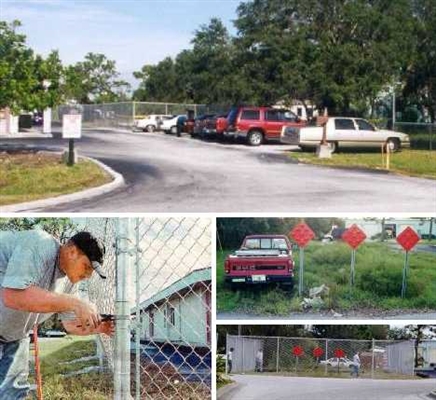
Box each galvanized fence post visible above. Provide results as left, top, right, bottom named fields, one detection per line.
left=114, top=218, right=133, bottom=400
left=324, top=339, right=328, bottom=376
left=371, top=338, right=375, bottom=379
left=276, top=337, right=280, bottom=373
left=134, top=219, right=141, bottom=400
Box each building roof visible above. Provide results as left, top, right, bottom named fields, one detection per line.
left=134, top=267, right=211, bottom=312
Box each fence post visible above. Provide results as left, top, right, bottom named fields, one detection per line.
left=134, top=219, right=141, bottom=400
left=114, top=218, right=133, bottom=400
left=225, top=334, right=228, bottom=374
left=371, top=338, right=375, bottom=379
left=242, top=337, right=245, bottom=373
left=325, top=339, right=328, bottom=376
left=276, top=338, right=280, bottom=373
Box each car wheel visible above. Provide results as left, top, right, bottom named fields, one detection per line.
left=328, top=141, right=338, bottom=153
left=386, top=138, right=400, bottom=152
left=146, top=125, right=155, bottom=133
left=170, top=126, right=178, bottom=135
left=247, top=130, right=263, bottom=146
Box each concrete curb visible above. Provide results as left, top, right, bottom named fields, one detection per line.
left=428, top=390, right=436, bottom=399
left=217, top=381, right=239, bottom=400
left=1, top=153, right=125, bottom=212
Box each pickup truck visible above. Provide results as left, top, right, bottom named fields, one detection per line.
left=224, top=235, right=294, bottom=290
left=216, top=106, right=306, bottom=146
left=280, top=117, right=410, bottom=153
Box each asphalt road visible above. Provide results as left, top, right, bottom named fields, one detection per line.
left=220, top=375, right=436, bottom=400
left=2, top=130, right=435, bottom=212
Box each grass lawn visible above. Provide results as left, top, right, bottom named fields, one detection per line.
left=287, top=149, right=436, bottom=179
left=30, top=336, right=113, bottom=400
left=217, top=242, right=436, bottom=316
left=0, top=152, right=112, bottom=206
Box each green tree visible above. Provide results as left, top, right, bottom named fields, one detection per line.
left=234, top=0, right=415, bottom=115
left=310, top=325, right=389, bottom=340
left=0, top=20, right=63, bottom=113
left=64, top=52, right=130, bottom=104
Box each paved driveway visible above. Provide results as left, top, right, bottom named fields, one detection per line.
left=2, top=130, right=435, bottom=212
left=219, top=375, right=436, bottom=400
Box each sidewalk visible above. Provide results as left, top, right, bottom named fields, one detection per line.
left=0, top=129, right=53, bottom=139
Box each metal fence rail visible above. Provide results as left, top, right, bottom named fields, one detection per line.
left=226, top=335, right=435, bottom=379
left=81, top=217, right=212, bottom=399
left=52, top=102, right=207, bottom=130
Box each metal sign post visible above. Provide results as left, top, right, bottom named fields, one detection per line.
left=290, top=223, right=315, bottom=297
left=396, top=227, right=420, bottom=298
left=62, top=113, right=82, bottom=166
left=342, top=225, right=366, bottom=289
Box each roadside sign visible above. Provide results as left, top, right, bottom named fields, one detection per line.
left=62, top=114, right=82, bottom=138
left=342, top=224, right=367, bottom=249
left=396, top=226, right=420, bottom=298
left=290, top=222, right=315, bottom=297
left=396, top=227, right=420, bottom=252
left=313, top=347, right=324, bottom=358
left=334, top=348, right=345, bottom=358
left=293, top=346, right=304, bottom=357
left=342, top=225, right=367, bottom=287
left=290, top=223, right=315, bottom=248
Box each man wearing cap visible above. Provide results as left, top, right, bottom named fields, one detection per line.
left=0, top=229, right=114, bottom=400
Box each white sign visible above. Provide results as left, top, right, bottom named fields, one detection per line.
left=62, top=114, right=82, bottom=138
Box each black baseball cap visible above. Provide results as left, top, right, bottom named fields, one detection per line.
left=69, top=231, right=106, bottom=279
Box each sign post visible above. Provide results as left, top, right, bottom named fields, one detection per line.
left=292, top=346, right=304, bottom=372
left=62, top=113, right=82, bottom=166
left=290, top=223, right=315, bottom=296
left=334, top=348, right=345, bottom=374
left=342, top=225, right=366, bottom=287
left=396, top=227, right=420, bottom=298
left=313, top=347, right=324, bottom=366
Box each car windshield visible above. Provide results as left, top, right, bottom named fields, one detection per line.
left=244, top=238, right=288, bottom=250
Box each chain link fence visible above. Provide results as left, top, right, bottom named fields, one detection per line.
left=52, top=102, right=207, bottom=131
left=394, top=122, right=436, bottom=150
left=76, top=217, right=211, bottom=399
left=226, top=335, right=436, bottom=379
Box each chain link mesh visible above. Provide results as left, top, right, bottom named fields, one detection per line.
left=79, top=217, right=211, bottom=399
left=227, top=335, right=431, bottom=379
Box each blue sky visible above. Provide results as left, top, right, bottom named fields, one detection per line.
left=1, top=0, right=241, bottom=86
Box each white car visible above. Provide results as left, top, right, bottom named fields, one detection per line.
left=133, top=114, right=173, bottom=132
left=160, top=115, right=186, bottom=135
left=320, top=357, right=355, bottom=368
left=281, top=117, right=410, bottom=153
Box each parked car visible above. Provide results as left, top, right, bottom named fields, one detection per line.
left=216, top=106, right=305, bottom=146
left=192, top=114, right=217, bottom=137
left=281, top=117, right=410, bottom=153
left=44, top=330, right=67, bottom=338
left=320, top=357, right=355, bottom=368
left=161, top=114, right=187, bottom=135
left=224, top=235, right=294, bottom=290
left=133, top=114, right=173, bottom=132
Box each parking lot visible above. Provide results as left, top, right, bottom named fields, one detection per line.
left=4, top=128, right=435, bottom=212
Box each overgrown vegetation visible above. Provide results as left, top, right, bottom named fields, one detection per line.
left=32, top=337, right=113, bottom=400
left=287, top=150, right=436, bottom=179
left=0, top=152, right=111, bottom=205
left=217, top=242, right=436, bottom=316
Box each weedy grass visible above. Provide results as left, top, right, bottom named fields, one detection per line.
left=287, top=149, right=436, bottom=179
left=217, top=242, right=436, bottom=315
left=0, top=152, right=111, bottom=205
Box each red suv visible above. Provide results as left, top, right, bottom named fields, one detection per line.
left=216, top=106, right=306, bottom=146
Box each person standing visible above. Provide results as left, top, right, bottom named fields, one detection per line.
left=227, top=347, right=234, bottom=374
left=0, top=229, right=115, bottom=400
left=255, top=349, right=263, bottom=372
left=351, top=351, right=361, bottom=378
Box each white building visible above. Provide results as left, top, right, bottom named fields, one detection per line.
left=135, top=268, right=211, bottom=348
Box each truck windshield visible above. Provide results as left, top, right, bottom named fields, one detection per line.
left=244, top=238, right=288, bottom=250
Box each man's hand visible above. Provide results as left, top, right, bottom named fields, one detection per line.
left=97, top=320, right=115, bottom=336
left=72, top=300, right=101, bottom=331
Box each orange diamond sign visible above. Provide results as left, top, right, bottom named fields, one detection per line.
left=397, top=227, right=420, bottom=252
left=342, top=224, right=366, bottom=249
left=290, top=223, right=315, bottom=248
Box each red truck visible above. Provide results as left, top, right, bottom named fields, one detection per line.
left=216, top=106, right=306, bottom=146
left=224, top=235, right=294, bottom=290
